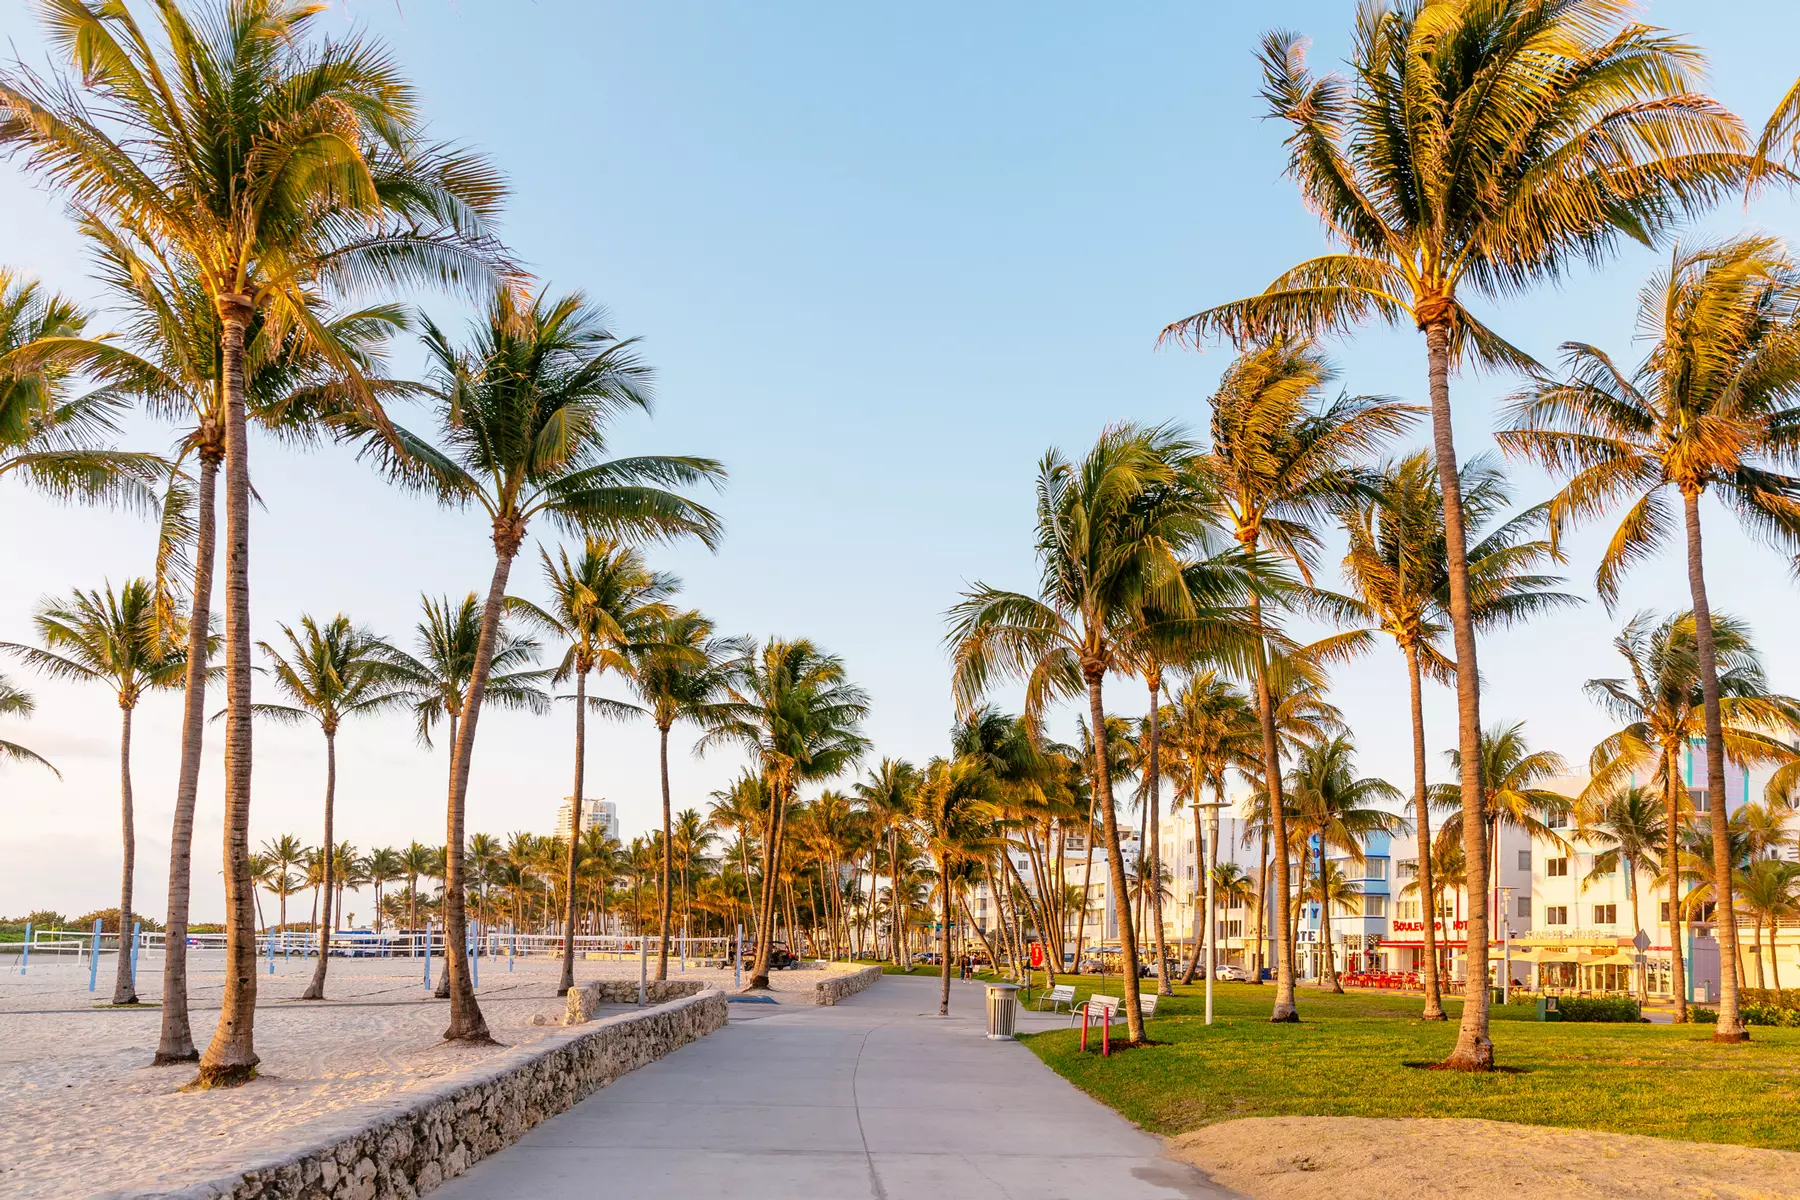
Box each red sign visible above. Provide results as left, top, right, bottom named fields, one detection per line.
left=1029, top=942, right=1045, bottom=968
left=1391, top=920, right=1468, bottom=933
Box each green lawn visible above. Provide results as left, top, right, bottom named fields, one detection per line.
left=1021, top=979, right=1800, bottom=1150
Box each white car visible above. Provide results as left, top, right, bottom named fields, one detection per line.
left=1213, top=964, right=1249, bottom=982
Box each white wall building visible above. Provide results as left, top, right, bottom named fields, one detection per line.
left=555, top=796, right=619, bottom=842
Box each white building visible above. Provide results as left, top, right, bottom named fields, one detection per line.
left=555, top=796, right=619, bottom=842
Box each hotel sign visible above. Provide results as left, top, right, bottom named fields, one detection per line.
left=1391, top=919, right=1467, bottom=933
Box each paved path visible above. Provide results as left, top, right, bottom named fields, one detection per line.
left=435, top=974, right=1232, bottom=1199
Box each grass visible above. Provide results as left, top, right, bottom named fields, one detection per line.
left=1021, top=979, right=1800, bottom=1150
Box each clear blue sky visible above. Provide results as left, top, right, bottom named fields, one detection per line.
left=2, top=1, right=1797, bottom=919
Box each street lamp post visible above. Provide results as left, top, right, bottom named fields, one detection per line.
left=1194, top=800, right=1230, bottom=1026
left=1499, top=885, right=1514, bottom=1005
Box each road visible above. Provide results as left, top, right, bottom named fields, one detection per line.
left=434, top=973, right=1233, bottom=1199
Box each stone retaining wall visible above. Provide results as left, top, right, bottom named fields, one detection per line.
left=99, top=989, right=727, bottom=1200
left=563, top=977, right=707, bottom=1024
left=813, top=965, right=882, bottom=1005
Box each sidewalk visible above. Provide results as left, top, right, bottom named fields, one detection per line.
left=433, top=973, right=1232, bottom=1199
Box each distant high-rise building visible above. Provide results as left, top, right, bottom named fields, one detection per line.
left=556, top=796, right=619, bottom=842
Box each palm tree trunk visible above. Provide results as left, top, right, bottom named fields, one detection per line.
left=1751, top=915, right=1766, bottom=990
left=155, top=448, right=218, bottom=1062
left=1404, top=645, right=1446, bottom=1019
left=1181, top=792, right=1205, bottom=985
left=111, top=703, right=139, bottom=1006
left=748, top=780, right=789, bottom=988
left=558, top=668, right=588, bottom=995
left=442, top=527, right=526, bottom=1043
left=938, top=856, right=954, bottom=1014
left=1146, top=674, right=1172, bottom=996
left=301, top=730, right=338, bottom=1000
left=197, top=295, right=259, bottom=1088
left=1771, top=926, right=1782, bottom=992
left=888, top=830, right=901, bottom=964
left=1664, top=762, right=1688, bottom=1021
left=1254, top=829, right=1269, bottom=983
left=1318, top=834, right=1341, bottom=993
left=1681, top=488, right=1747, bottom=1042
left=1086, top=669, right=1146, bottom=1043
left=657, top=723, right=674, bottom=980
left=1422, top=316, right=1492, bottom=1069
left=1629, top=870, right=1647, bottom=1002
left=1249, top=592, right=1297, bottom=1021
left=1073, top=792, right=1098, bottom=970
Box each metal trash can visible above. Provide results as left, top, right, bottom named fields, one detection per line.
left=984, top=983, right=1021, bottom=1040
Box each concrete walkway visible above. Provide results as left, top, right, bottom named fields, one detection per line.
left=435, top=974, right=1232, bottom=1199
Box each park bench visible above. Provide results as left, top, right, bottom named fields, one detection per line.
left=1073, top=991, right=1120, bottom=1027
left=1034, top=984, right=1075, bottom=1013
left=1139, top=992, right=1159, bottom=1018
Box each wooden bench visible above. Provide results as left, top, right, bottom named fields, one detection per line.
left=1034, top=984, right=1076, bottom=1013
left=1073, top=992, right=1121, bottom=1027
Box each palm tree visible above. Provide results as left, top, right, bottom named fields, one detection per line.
left=629, top=612, right=737, bottom=980
left=1191, top=341, right=1412, bottom=1020
left=1737, top=860, right=1800, bottom=992
left=0, top=0, right=510, bottom=1086
left=1583, top=610, right=1800, bottom=1020
left=1576, top=786, right=1666, bottom=1001
left=671, top=809, right=715, bottom=938
left=4, top=580, right=186, bottom=1003
left=708, top=770, right=770, bottom=937
left=700, top=638, right=871, bottom=988
left=1341, top=451, right=1577, bottom=1017
left=912, top=757, right=1003, bottom=1015
left=0, top=268, right=161, bottom=507
left=513, top=538, right=677, bottom=993
left=250, top=616, right=408, bottom=998
left=366, top=848, right=404, bottom=935
left=949, top=423, right=1244, bottom=1044
left=1286, top=735, right=1405, bottom=992
left=854, top=758, right=920, bottom=964
left=401, top=841, right=436, bottom=944
left=390, top=593, right=551, bottom=761
left=1165, top=2, right=1754, bottom=1071
left=1500, top=238, right=1800, bottom=1041
left=0, top=672, right=57, bottom=775
left=365, top=286, right=723, bottom=1038
left=259, top=835, right=306, bottom=934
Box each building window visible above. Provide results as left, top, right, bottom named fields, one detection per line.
left=1396, top=859, right=1418, bottom=879
left=1547, top=857, right=1569, bottom=878
left=1546, top=905, right=1569, bottom=926
left=1516, top=896, right=1531, bottom=919
left=1517, top=850, right=1531, bottom=871
left=1396, top=900, right=1421, bottom=920
left=1547, top=810, right=1569, bottom=829
left=1227, top=894, right=1244, bottom=910
left=1594, top=904, right=1617, bottom=925
left=1225, top=920, right=1243, bottom=939
left=1363, top=895, right=1387, bottom=917
left=1688, top=788, right=1709, bottom=813
left=1065, top=834, right=1086, bottom=853
left=1364, top=858, right=1388, bottom=880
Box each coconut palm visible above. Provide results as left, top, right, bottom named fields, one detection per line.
left=250, top=616, right=408, bottom=998
left=911, top=757, right=1003, bottom=1015
left=389, top=593, right=551, bottom=759
left=0, top=672, right=56, bottom=775
left=948, top=422, right=1250, bottom=1043
left=366, top=848, right=403, bottom=935
left=626, top=609, right=738, bottom=979
left=512, top=538, right=677, bottom=993
left=699, top=638, right=870, bottom=987
left=0, top=0, right=510, bottom=1085
left=1583, top=610, right=1800, bottom=1020
left=854, top=758, right=921, bottom=964
left=671, top=809, right=716, bottom=936
left=1576, top=786, right=1666, bottom=1001
left=1499, top=238, right=1800, bottom=1040
left=1161, top=672, right=1257, bottom=983
left=1737, top=860, right=1800, bottom=991
left=363, top=286, right=723, bottom=1038
left=1341, top=451, right=1577, bottom=1016
left=1286, top=735, right=1405, bottom=992
left=708, top=770, right=770, bottom=935
left=4, top=580, right=187, bottom=1002
left=1166, top=1, right=1755, bottom=1070
left=1189, top=340, right=1412, bottom=1020
left=258, top=835, right=305, bottom=933
left=0, top=268, right=162, bottom=507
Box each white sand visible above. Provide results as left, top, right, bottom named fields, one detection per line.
left=0, top=948, right=814, bottom=1199
left=1169, top=1116, right=1800, bottom=1200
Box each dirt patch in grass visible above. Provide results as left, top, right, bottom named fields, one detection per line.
left=1401, top=1061, right=1532, bottom=1074
left=1169, top=1116, right=1800, bottom=1200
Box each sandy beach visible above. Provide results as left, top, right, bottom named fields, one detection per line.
left=1169, top=1116, right=1800, bottom=1200
left=0, top=948, right=820, bottom=1198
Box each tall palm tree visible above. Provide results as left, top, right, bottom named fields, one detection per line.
left=513, top=538, right=677, bottom=993
left=1165, top=2, right=1755, bottom=1071
left=854, top=758, right=920, bottom=964
left=0, top=671, right=57, bottom=775
left=0, top=268, right=161, bottom=507
left=1576, top=785, right=1666, bottom=1001
left=708, top=770, right=770, bottom=937
left=949, top=425, right=1227, bottom=1041
left=3, top=580, right=186, bottom=1002
left=0, top=0, right=510, bottom=1086
left=1286, top=735, right=1405, bottom=992
left=390, top=593, right=551, bottom=759
left=259, top=834, right=306, bottom=933
left=1499, top=237, right=1800, bottom=1041
left=250, top=616, right=408, bottom=998
left=366, top=847, right=404, bottom=935
left=1737, top=860, right=1800, bottom=992
left=1341, top=451, right=1576, bottom=1016
left=366, top=286, right=723, bottom=1039
left=1583, top=610, right=1800, bottom=1020
left=401, top=841, right=436, bottom=942
left=1191, top=341, right=1412, bottom=1021
left=627, top=609, right=737, bottom=979
left=701, top=639, right=870, bottom=986
left=911, top=757, right=1003, bottom=1016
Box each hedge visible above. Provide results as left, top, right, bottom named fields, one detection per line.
left=1740, top=989, right=1800, bottom=1011
left=1502, top=994, right=1641, bottom=1022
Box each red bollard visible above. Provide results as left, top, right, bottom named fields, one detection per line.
left=1102, top=1009, right=1111, bottom=1056
left=1079, top=1004, right=1090, bottom=1052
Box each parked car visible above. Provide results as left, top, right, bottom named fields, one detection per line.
left=1214, top=964, right=1249, bottom=982
left=766, top=944, right=797, bottom=970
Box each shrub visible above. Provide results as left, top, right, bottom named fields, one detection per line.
left=72, top=909, right=164, bottom=934
left=1740, top=989, right=1800, bottom=1011
left=1554, top=996, right=1641, bottom=1022
left=1742, top=1004, right=1800, bottom=1028
left=1687, top=1006, right=1718, bottom=1023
